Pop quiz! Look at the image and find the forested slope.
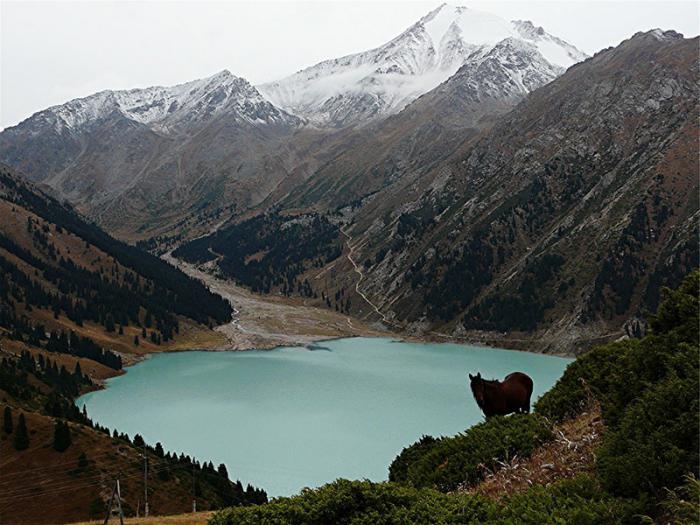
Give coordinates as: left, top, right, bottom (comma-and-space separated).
332, 31, 699, 352
0, 164, 268, 524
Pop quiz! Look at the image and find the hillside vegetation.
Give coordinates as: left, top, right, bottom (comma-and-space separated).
0, 165, 268, 524
174, 212, 342, 296
210, 271, 699, 524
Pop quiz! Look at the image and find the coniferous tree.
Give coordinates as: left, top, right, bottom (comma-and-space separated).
105, 315, 115, 333
3, 406, 12, 434
53, 420, 71, 452
13, 413, 29, 451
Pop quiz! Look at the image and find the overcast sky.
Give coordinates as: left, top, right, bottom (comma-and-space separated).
1, 0, 698, 129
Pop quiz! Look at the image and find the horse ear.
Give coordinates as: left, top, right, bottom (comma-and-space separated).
476, 372, 481, 379
468, 373, 474, 380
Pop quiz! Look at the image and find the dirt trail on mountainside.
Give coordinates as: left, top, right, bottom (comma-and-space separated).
163, 253, 383, 350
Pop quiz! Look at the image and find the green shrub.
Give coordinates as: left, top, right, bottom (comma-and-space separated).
208, 476, 641, 525
537, 270, 700, 503
596, 372, 699, 497
387, 435, 437, 484
389, 414, 552, 492
534, 339, 635, 424
641, 475, 700, 525
208, 479, 496, 525
491, 475, 643, 525
649, 270, 699, 343
537, 271, 699, 429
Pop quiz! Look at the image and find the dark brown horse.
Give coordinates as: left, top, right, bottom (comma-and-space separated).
469, 372, 533, 417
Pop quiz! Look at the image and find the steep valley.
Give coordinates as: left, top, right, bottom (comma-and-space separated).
0, 3, 698, 524
174, 30, 699, 354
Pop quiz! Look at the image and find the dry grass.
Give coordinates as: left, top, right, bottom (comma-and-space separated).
69, 510, 214, 525
0, 406, 217, 525
463, 403, 604, 498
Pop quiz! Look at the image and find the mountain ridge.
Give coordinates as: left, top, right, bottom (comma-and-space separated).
258, 3, 587, 127
336, 29, 698, 352
0, 3, 588, 240
174, 29, 698, 354
11, 69, 299, 136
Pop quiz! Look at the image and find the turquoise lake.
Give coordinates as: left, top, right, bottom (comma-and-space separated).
77, 337, 571, 496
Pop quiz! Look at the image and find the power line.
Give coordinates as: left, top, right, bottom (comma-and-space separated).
0, 450, 120, 481
0, 466, 143, 502
0, 458, 212, 503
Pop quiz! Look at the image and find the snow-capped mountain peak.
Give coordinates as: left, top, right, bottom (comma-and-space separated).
421, 4, 514, 49
258, 3, 588, 127
31, 69, 299, 136
511, 20, 588, 68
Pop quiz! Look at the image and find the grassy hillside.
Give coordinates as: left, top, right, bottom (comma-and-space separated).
0, 164, 231, 327
0, 165, 267, 524
0, 163, 232, 358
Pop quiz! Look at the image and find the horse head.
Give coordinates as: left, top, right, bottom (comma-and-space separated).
469, 372, 484, 408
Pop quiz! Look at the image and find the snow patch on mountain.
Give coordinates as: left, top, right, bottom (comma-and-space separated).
259, 4, 588, 127
30, 70, 299, 136
511, 20, 588, 68
453, 38, 564, 99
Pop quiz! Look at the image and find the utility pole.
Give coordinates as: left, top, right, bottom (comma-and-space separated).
143, 443, 149, 517
103, 477, 125, 525
116, 478, 124, 525
192, 464, 197, 513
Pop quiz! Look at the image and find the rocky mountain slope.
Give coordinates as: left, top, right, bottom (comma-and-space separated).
0, 4, 586, 241
275, 36, 567, 210
330, 30, 698, 352
0, 71, 303, 239
179, 30, 699, 354
259, 4, 586, 127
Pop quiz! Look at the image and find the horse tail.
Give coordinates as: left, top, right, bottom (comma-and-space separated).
524, 375, 533, 413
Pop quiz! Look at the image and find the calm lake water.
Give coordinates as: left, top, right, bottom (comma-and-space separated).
77, 337, 571, 496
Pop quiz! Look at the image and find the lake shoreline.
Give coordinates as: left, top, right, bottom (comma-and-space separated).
77, 337, 572, 497
157, 251, 611, 358
78, 332, 574, 421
